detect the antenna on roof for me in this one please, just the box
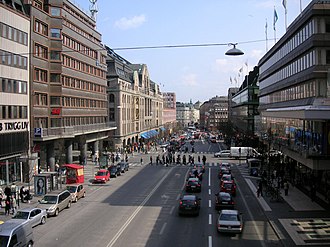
[89,0,98,21]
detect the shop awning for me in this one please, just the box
[160,127,166,131]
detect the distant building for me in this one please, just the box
[162,92,176,136]
[0,0,30,184]
[176,100,199,128]
[200,96,228,131]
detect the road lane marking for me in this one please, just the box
[106,167,173,247]
[169,206,175,215]
[208,236,212,247]
[209,214,212,224]
[209,189,211,195]
[236,181,267,247]
[209,200,211,208]
[208,167,211,187]
[176,194,180,201]
[159,222,167,235]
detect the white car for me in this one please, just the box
[217,209,243,233]
[214,150,231,158]
[12,207,47,227]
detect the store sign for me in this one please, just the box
[0,120,29,133]
[51,108,61,115]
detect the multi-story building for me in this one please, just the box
[176,101,195,128]
[258,0,330,197]
[0,0,30,185]
[106,47,163,152]
[162,92,176,136]
[25,0,115,171]
[228,87,239,123]
[199,96,228,132]
[231,66,260,136]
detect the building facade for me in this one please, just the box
[106,47,163,152]
[176,101,195,128]
[26,0,115,171]
[0,0,30,185]
[258,0,330,197]
[162,92,176,137]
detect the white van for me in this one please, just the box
[230,147,261,159]
[0,219,34,247]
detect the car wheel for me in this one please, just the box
[54,208,59,217]
[82,192,86,198]
[67,201,71,208]
[74,196,78,202]
[41,216,46,225]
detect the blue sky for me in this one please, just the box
[72,0,311,103]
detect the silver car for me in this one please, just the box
[214,150,231,158]
[66,184,86,202]
[12,207,47,227]
[37,190,72,217]
[217,209,243,233]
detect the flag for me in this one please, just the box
[245,61,248,67]
[230,77,232,84]
[282,0,287,12]
[273,8,278,31]
[234,78,237,83]
[265,19,268,34]
[239,67,243,73]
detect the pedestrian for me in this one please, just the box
[284,180,289,196]
[150,156,153,165]
[257,186,261,198]
[4,197,10,215]
[10,195,16,215]
[140,157,143,165]
[0,187,3,207]
[198,156,201,163]
[20,186,25,203]
[258,180,263,197]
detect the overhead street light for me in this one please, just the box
[225,43,244,56]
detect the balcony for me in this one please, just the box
[34,122,117,141]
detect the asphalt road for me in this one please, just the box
[32,140,283,247]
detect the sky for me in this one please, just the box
[72,0,311,103]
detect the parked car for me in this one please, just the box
[66,184,86,202]
[108,165,121,178]
[185,178,202,192]
[220,181,237,196]
[118,162,129,173]
[215,192,235,210]
[94,169,110,183]
[217,209,243,233]
[37,190,72,217]
[214,150,231,158]
[12,207,47,227]
[178,194,201,216]
[0,219,34,247]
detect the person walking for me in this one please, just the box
[150,156,153,165]
[140,157,143,166]
[284,180,289,196]
[4,197,10,216]
[19,186,25,203]
[10,195,17,215]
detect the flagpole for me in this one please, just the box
[265,18,268,52]
[300,0,302,13]
[274,6,277,43]
[284,2,287,31]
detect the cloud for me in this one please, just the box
[114,14,146,30]
[182,73,198,87]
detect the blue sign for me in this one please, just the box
[34,128,43,138]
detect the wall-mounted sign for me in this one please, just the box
[34,128,43,138]
[0,120,29,133]
[51,108,61,115]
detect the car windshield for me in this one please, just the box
[12,211,29,220]
[110,167,117,171]
[221,194,231,201]
[0,236,9,246]
[182,200,196,206]
[220,214,239,221]
[40,195,57,204]
[66,186,77,193]
[96,171,107,176]
[224,183,233,189]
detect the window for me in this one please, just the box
[50,96,61,106]
[35,43,48,59]
[50,50,61,60]
[109,94,115,102]
[34,68,48,82]
[109,108,115,121]
[50,28,61,38]
[50,7,61,16]
[34,20,48,36]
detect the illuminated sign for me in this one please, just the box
[0,121,29,133]
[51,108,61,115]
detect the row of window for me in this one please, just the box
[63,3,95,32]
[260,50,316,89]
[0,77,27,94]
[259,80,317,104]
[62,75,106,93]
[0,50,28,70]
[62,54,106,78]
[0,105,28,120]
[0,22,28,46]
[34,19,48,36]
[63,34,98,59]
[33,116,106,128]
[260,19,315,73]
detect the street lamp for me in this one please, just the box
[225,43,244,56]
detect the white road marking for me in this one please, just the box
[208,236,212,247]
[208,167,211,187]
[106,167,173,247]
[209,214,212,224]
[169,205,175,215]
[176,194,180,201]
[209,189,211,195]
[209,199,211,208]
[159,222,167,235]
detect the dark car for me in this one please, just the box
[185,178,202,192]
[108,165,121,178]
[118,162,129,173]
[215,192,235,210]
[178,194,201,216]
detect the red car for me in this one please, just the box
[220,181,236,196]
[94,169,110,183]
